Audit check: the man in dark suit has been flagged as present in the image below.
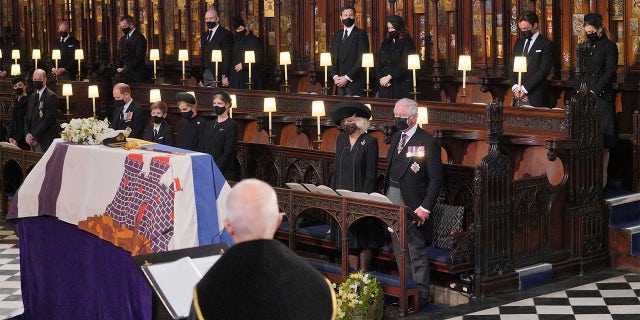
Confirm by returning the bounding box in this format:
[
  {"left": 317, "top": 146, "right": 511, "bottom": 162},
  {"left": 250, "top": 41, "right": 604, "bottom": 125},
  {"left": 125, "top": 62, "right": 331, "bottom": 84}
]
[
  {"left": 199, "top": 9, "right": 234, "bottom": 87},
  {"left": 229, "top": 16, "right": 264, "bottom": 89},
  {"left": 51, "top": 21, "right": 80, "bottom": 80},
  {"left": 330, "top": 5, "right": 369, "bottom": 96},
  {"left": 385, "top": 98, "right": 444, "bottom": 308},
  {"left": 508, "top": 10, "right": 553, "bottom": 108},
  {"left": 116, "top": 15, "right": 147, "bottom": 84},
  {"left": 190, "top": 179, "right": 336, "bottom": 319},
  {"left": 110, "top": 82, "right": 147, "bottom": 139},
  {"left": 24, "top": 69, "right": 60, "bottom": 152}
]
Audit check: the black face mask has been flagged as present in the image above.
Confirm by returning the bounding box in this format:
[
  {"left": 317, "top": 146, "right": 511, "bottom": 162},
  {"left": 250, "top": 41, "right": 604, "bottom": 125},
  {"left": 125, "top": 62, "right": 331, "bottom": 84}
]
[
  {"left": 394, "top": 117, "right": 409, "bottom": 131},
  {"left": 388, "top": 31, "right": 398, "bottom": 39},
  {"left": 522, "top": 30, "right": 532, "bottom": 40},
  {"left": 235, "top": 31, "right": 245, "bottom": 39},
  {"left": 32, "top": 81, "right": 43, "bottom": 90},
  {"left": 181, "top": 110, "right": 193, "bottom": 119},
  {"left": 214, "top": 106, "right": 227, "bottom": 115},
  {"left": 206, "top": 21, "right": 217, "bottom": 29},
  {"left": 342, "top": 18, "right": 355, "bottom": 28},
  {"left": 122, "top": 27, "right": 131, "bottom": 35},
  {"left": 587, "top": 32, "right": 599, "bottom": 43},
  {"left": 342, "top": 123, "right": 358, "bottom": 135},
  {"left": 59, "top": 31, "right": 69, "bottom": 38},
  {"left": 152, "top": 116, "right": 164, "bottom": 124},
  {"left": 14, "top": 87, "right": 24, "bottom": 95},
  {"left": 114, "top": 99, "right": 126, "bottom": 108}
]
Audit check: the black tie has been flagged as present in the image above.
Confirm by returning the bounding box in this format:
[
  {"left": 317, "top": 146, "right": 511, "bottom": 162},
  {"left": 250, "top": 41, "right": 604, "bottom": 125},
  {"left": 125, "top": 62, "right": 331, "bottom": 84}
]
[
  {"left": 153, "top": 128, "right": 158, "bottom": 138},
  {"left": 342, "top": 30, "right": 348, "bottom": 41},
  {"left": 208, "top": 30, "right": 213, "bottom": 42},
  {"left": 523, "top": 39, "right": 531, "bottom": 55}
]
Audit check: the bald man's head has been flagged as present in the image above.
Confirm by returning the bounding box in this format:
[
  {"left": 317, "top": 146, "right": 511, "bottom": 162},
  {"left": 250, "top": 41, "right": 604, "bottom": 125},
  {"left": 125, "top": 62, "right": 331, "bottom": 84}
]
[{"left": 224, "top": 179, "right": 281, "bottom": 243}]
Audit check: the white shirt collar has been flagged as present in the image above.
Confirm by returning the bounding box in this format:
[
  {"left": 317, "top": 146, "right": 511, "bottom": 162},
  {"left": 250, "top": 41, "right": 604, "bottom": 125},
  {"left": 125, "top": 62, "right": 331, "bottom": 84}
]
[
  {"left": 343, "top": 25, "right": 355, "bottom": 35},
  {"left": 402, "top": 122, "right": 419, "bottom": 141},
  {"left": 122, "top": 100, "right": 133, "bottom": 113}
]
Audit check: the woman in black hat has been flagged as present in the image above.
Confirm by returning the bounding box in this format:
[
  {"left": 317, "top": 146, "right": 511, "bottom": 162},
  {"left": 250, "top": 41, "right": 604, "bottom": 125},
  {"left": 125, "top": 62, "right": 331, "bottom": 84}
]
[
  {"left": 329, "top": 102, "right": 385, "bottom": 271},
  {"left": 377, "top": 15, "right": 416, "bottom": 99},
  {"left": 175, "top": 92, "right": 208, "bottom": 151},
  {"left": 199, "top": 90, "right": 239, "bottom": 181}
]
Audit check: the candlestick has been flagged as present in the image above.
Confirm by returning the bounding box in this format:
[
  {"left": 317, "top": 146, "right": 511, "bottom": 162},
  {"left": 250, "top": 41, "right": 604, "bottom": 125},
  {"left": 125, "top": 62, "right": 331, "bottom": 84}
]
[
  {"left": 458, "top": 55, "right": 472, "bottom": 98},
  {"left": 362, "top": 53, "right": 374, "bottom": 97},
  {"left": 32, "top": 49, "right": 40, "bottom": 69},
  {"left": 52, "top": 49, "right": 61, "bottom": 72},
  {"left": 62, "top": 84, "right": 73, "bottom": 115},
  {"left": 513, "top": 56, "right": 528, "bottom": 107},
  {"left": 311, "top": 101, "right": 325, "bottom": 142},
  {"left": 88, "top": 85, "right": 99, "bottom": 117},
  {"left": 211, "top": 50, "right": 222, "bottom": 87},
  {"left": 149, "top": 49, "right": 160, "bottom": 80},
  {"left": 11, "top": 49, "right": 19, "bottom": 64},
  {"left": 178, "top": 49, "right": 189, "bottom": 81},
  {"left": 264, "top": 97, "right": 277, "bottom": 141},
  {"left": 229, "top": 94, "right": 237, "bottom": 118},
  {"left": 319, "top": 52, "right": 332, "bottom": 95},
  {"left": 75, "top": 49, "right": 84, "bottom": 81},
  {"left": 407, "top": 54, "right": 421, "bottom": 100},
  {"left": 245, "top": 51, "right": 255, "bottom": 90}
]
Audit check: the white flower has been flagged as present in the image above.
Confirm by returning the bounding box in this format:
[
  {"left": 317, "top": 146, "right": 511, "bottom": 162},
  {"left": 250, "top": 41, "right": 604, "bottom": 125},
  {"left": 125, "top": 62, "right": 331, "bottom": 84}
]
[{"left": 60, "top": 117, "right": 111, "bottom": 145}]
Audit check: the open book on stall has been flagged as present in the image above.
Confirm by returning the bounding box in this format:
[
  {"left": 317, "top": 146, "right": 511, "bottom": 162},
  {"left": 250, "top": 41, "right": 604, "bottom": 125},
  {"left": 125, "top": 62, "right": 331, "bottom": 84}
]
[
  {"left": 133, "top": 243, "right": 228, "bottom": 319},
  {"left": 336, "top": 189, "right": 392, "bottom": 203}
]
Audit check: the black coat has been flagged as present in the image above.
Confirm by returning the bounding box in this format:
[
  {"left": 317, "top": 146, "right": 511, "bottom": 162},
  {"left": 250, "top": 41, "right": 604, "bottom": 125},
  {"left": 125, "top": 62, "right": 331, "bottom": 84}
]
[
  {"left": 200, "top": 26, "right": 234, "bottom": 80},
  {"left": 9, "top": 95, "right": 29, "bottom": 150},
  {"left": 191, "top": 240, "right": 335, "bottom": 320},
  {"left": 56, "top": 35, "right": 80, "bottom": 79},
  {"left": 24, "top": 87, "right": 60, "bottom": 152},
  {"left": 142, "top": 121, "right": 173, "bottom": 146},
  {"left": 385, "top": 126, "right": 444, "bottom": 241},
  {"left": 175, "top": 115, "right": 207, "bottom": 152},
  {"left": 508, "top": 33, "right": 554, "bottom": 108},
  {"left": 331, "top": 133, "right": 378, "bottom": 193},
  {"left": 377, "top": 36, "right": 416, "bottom": 99},
  {"left": 330, "top": 26, "right": 370, "bottom": 96},
  {"left": 111, "top": 101, "right": 147, "bottom": 139},
  {"left": 117, "top": 29, "right": 147, "bottom": 83},
  {"left": 229, "top": 31, "right": 264, "bottom": 90},
  {"left": 583, "top": 34, "right": 618, "bottom": 98},
  {"left": 199, "top": 118, "right": 239, "bottom": 181}
]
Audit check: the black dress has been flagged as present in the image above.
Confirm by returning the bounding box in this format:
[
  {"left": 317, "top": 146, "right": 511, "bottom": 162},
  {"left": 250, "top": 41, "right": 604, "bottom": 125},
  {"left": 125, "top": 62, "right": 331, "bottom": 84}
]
[
  {"left": 175, "top": 115, "right": 207, "bottom": 151},
  {"left": 329, "top": 133, "right": 386, "bottom": 252},
  {"left": 9, "top": 96, "right": 29, "bottom": 150},
  {"left": 376, "top": 36, "right": 415, "bottom": 99}
]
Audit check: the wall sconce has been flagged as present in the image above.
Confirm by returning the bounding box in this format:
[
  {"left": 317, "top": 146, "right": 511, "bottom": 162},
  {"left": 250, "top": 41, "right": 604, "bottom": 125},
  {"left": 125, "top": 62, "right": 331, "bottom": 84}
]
[
  {"left": 362, "top": 53, "right": 374, "bottom": 97},
  {"left": 62, "top": 83, "right": 73, "bottom": 115}
]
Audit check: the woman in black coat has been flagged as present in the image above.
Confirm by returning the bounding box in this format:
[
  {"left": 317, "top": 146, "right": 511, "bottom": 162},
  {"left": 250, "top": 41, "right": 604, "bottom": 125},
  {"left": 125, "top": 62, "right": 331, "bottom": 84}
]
[
  {"left": 581, "top": 13, "right": 618, "bottom": 186},
  {"left": 377, "top": 15, "right": 416, "bottom": 99},
  {"left": 199, "top": 91, "right": 239, "bottom": 181},
  {"left": 329, "top": 102, "right": 385, "bottom": 271}
]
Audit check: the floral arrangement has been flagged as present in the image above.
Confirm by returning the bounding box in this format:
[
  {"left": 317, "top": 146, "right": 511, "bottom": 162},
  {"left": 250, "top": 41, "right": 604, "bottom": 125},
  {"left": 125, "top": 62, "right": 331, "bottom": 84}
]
[
  {"left": 60, "top": 117, "right": 111, "bottom": 145},
  {"left": 334, "top": 271, "right": 384, "bottom": 320}
]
